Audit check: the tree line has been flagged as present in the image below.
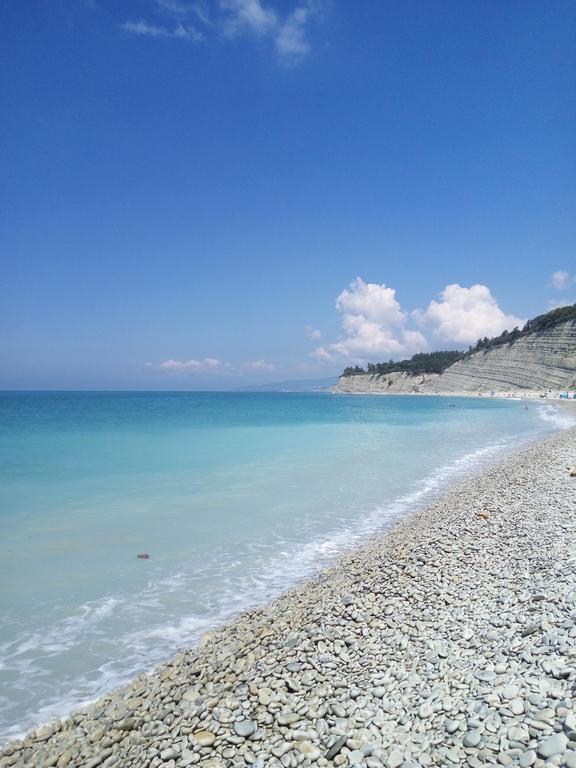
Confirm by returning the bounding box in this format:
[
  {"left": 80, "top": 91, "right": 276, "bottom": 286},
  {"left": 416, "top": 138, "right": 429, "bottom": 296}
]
[{"left": 341, "top": 351, "right": 463, "bottom": 378}]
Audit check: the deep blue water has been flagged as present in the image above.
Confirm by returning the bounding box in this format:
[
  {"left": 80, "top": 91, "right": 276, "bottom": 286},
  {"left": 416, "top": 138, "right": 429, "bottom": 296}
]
[{"left": 0, "top": 391, "right": 572, "bottom": 743}]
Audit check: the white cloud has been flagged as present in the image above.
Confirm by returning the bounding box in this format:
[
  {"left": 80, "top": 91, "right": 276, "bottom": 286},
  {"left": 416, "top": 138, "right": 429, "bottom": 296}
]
[
  {"left": 220, "top": 0, "right": 318, "bottom": 62},
  {"left": 304, "top": 325, "right": 322, "bottom": 341},
  {"left": 121, "top": 1, "right": 320, "bottom": 63},
  {"left": 245, "top": 359, "right": 276, "bottom": 371},
  {"left": 551, "top": 270, "right": 573, "bottom": 290},
  {"left": 313, "top": 277, "right": 428, "bottom": 363},
  {"left": 121, "top": 19, "right": 203, "bottom": 41},
  {"left": 160, "top": 357, "right": 229, "bottom": 371},
  {"left": 415, "top": 284, "right": 524, "bottom": 345},
  {"left": 336, "top": 277, "right": 406, "bottom": 325},
  {"left": 275, "top": 6, "right": 312, "bottom": 60},
  {"left": 220, "top": 0, "right": 277, "bottom": 37}
]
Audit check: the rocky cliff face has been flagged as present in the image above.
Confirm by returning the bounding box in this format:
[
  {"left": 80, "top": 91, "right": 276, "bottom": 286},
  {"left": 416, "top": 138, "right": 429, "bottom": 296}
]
[
  {"left": 334, "top": 319, "right": 576, "bottom": 394},
  {"left": 334, "top": 371, "right": 439, "bottom": 394},
  {"left": 428, "top": 319, "right": 576, "bottom": 392}
]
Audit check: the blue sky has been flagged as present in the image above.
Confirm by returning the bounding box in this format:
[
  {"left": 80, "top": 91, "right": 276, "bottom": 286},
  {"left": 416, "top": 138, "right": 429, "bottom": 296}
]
[{"left": 1, "top": 0, "right": 575, "bottom": 389}]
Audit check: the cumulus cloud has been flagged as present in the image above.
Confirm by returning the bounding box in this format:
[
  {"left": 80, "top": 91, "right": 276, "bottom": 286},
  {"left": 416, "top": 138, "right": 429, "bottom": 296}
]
[
  {"left": 121, "top": 19, "right": 203, "bottom": 41},
  {"left": 245, "top": 359, "right": 276, "bottom": 371},
  {"left": 304, "top": 325, "right": 322, "bottom": 341},
  {"left": 551, "top": 270, "right": 573, "bottom": 290},
  {"left": 313, "top": 277, "right": 428, "bottom": 363},
  {"left": 160, "top": 357, "right": 230, "bottom": 371},
  {"left": 414, "top": 284, "right": 524, "bottom": 345}
]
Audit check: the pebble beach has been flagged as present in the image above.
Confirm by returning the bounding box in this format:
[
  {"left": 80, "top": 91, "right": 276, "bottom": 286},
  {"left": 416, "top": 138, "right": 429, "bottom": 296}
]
[{"left": 2, "top": 426, "right": 576, "bottom": 768}]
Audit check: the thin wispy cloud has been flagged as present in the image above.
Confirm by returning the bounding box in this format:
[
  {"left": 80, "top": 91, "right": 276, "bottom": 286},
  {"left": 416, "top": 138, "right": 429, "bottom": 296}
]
[
  {"left": 156, "top": 0, "right": 191, "bottom": 17},
  {"left": 160, "top": 357, "right": 231, "bottom": 371},
  {"left": 245, "top": 359, "right": 276, "bottom": 371},
  {"left": 121, "top": 0, "right": 322, "bottom": 63},
  {"left": 221, "top": 0, "right": 321, "bottom": 63},
  {"left": 221, "top": 0, "right": 277, "bottom": 38},
  {"left": 550, "top": 270, "right": 575, "bottom": 290},
  {"left": 121, "top": 19, "right": 203, "bottom": 42},
  {"left": 192, "top": 2, "right": 214, "bottom": 27},
  {"left": 154, "top": 0, "right": 215, "bottom": 28},
  {"left": 275, "top": 6, "right": 313, "bottom": 59},
  {"left": 305, "top": 325, "right": 321, "bottom": 341}
]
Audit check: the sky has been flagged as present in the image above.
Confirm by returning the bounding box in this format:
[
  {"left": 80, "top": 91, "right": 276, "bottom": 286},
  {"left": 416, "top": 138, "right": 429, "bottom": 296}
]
[{"left": 1, "top": 0, "right": 575, "bottom": 389}]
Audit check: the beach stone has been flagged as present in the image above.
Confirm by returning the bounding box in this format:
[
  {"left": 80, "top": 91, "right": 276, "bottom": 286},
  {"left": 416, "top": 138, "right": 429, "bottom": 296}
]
[
  {"left": 277, "top": 712, "right": 300, "bottom": 726},
  {"left": 537, "top": 733, "right": 567, "bottom": 759},
  {"left": 234, "top": 720, "right": 256, "bottom": 738},
  {"left": 418, "top": 702, "right": 433, "bottom": 719},
  {"left": 510, "top": 698, "right": 525, "bottom": 715},
  {"left": 325, "top": 735, "right": 347, "bottom": 760},
  {"left": 341, "top": 595, "right": 355, "bottom": 606},
  {"left": 296, "top": 741, "right": 321, "bottom": 761},
  {"left": 84, "top": 751, "right": 113, "bottom": 768},
  {"left": 386, "top": 749, "right": 403, "bottom": 768},
  {"left": 35, "top": 726, "right": 54, "bottom": 742},
  {"left": 463, "top": 730, "right": 482, "bottom": 748},
  {"left": 193, "top": 730, "right": 216, "bottom": 747},
  {"left": 445, "top": 719, "right": 459, "bottom": 734},
  {"left": 518, "top": 750, "right": 536, "bottom": 767},
  {"left": 564, "top": 751, "right": 576, "bottom": 768}
]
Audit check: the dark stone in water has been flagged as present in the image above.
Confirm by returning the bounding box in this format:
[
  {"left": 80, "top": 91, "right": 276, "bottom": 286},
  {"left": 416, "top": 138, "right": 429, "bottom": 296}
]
[{"left": 136, "top": 553, "right": 150, "bottom": 559}]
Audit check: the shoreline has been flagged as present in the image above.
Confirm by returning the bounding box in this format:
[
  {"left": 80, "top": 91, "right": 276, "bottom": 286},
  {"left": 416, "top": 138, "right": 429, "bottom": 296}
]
[
  {"left": 2, "top": 427, "right": 576, "bottom": 768},
  {"left": 332, "top": 387, "right": 576, "bottom": 403}
]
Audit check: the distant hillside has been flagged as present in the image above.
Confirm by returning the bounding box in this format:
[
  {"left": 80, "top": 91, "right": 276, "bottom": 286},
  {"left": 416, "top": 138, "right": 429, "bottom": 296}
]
[{"left": 335, "top": 304, "right": 576, "bottom": 394}]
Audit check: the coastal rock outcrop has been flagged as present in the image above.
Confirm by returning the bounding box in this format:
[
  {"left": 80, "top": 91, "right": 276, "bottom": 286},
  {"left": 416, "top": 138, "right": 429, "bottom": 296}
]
[
  {"left": 428, "top": 318, "right": 576, "bottom": 393},
  {"left": 334, "top": 370, "right": 439, "bottom": 394},
  {"left": 334, "top": 318, "right": 576, "bottom": 395}
]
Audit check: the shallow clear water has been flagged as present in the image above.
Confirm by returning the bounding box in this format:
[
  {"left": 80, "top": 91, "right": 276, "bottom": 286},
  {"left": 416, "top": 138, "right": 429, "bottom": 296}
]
[{"left": 0, "top": 391, "right": 572, "bottom": 743}]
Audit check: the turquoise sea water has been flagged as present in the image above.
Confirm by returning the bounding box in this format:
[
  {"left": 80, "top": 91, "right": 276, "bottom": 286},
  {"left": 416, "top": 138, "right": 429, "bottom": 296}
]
[{"left": 0, "top": 391, "right": 573, "bottom": 743}]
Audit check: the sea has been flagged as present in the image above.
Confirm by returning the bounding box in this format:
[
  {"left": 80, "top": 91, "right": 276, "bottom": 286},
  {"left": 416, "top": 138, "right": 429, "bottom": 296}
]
[{"left": 0, "top": 391, "right": 573, "bottom": 744}]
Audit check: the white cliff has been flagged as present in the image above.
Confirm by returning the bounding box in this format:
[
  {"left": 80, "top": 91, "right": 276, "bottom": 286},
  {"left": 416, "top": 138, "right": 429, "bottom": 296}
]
[{"left": 334, "top": 318, "right": 576, "bottom": 394}]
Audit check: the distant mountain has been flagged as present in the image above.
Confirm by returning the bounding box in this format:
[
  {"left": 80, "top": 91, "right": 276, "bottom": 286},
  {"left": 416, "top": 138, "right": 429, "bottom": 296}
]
[{"left": 235, "top": 377, "right": 337, "bottom": 392}]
